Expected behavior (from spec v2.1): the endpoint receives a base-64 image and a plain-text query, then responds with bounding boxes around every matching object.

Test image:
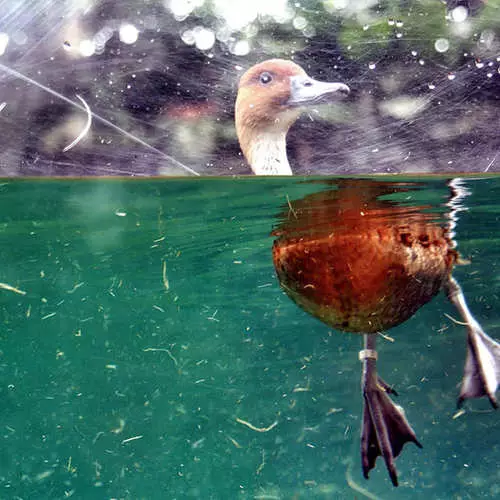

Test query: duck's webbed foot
[360,335,422,487]
[446,276,500,408]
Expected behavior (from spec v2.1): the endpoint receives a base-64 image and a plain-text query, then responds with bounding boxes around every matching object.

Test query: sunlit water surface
[0,176,499,499]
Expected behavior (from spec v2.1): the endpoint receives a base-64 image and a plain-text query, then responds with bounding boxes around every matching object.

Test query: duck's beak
[287,75,350,107]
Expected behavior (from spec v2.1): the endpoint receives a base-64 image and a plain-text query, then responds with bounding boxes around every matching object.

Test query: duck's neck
[243,130,293,175]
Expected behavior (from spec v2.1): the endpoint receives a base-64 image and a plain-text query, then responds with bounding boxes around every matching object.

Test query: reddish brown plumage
[272,181,458,333]
[235,60,306,173]
[236,59,307,130]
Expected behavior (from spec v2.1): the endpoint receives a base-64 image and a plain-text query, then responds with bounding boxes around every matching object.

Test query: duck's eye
[259,72,273,85]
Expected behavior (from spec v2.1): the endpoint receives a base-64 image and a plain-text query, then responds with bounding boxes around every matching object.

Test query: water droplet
[232,40,250,56]
[451,6,468,23]
[0,33,9,56]
[479,29,495,48]
[193,26,215,51]
[434,38,449,53]
[368,62,376,70]
[293,15,307,30]
[303,26,316,38]
[79,39,95,57]
[119,23,139,45]
[181,29,195,46]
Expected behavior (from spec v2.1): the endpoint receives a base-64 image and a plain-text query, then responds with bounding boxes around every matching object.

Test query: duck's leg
[445,276,500,408]
[360,333,422,487]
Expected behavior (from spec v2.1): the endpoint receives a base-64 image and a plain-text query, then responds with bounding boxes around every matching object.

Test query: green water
[0,176,499,499]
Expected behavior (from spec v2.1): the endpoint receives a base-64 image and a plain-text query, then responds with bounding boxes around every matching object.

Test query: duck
[271,179,500,486]
[235,59,350,175]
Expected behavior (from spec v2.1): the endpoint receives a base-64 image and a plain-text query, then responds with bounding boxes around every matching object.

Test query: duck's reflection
[271,179,499,486]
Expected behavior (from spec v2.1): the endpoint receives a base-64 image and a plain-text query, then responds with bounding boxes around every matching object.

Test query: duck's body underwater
[271,180,500,486]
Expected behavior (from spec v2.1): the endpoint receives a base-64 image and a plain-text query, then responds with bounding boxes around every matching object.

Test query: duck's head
[235,59,350,175]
